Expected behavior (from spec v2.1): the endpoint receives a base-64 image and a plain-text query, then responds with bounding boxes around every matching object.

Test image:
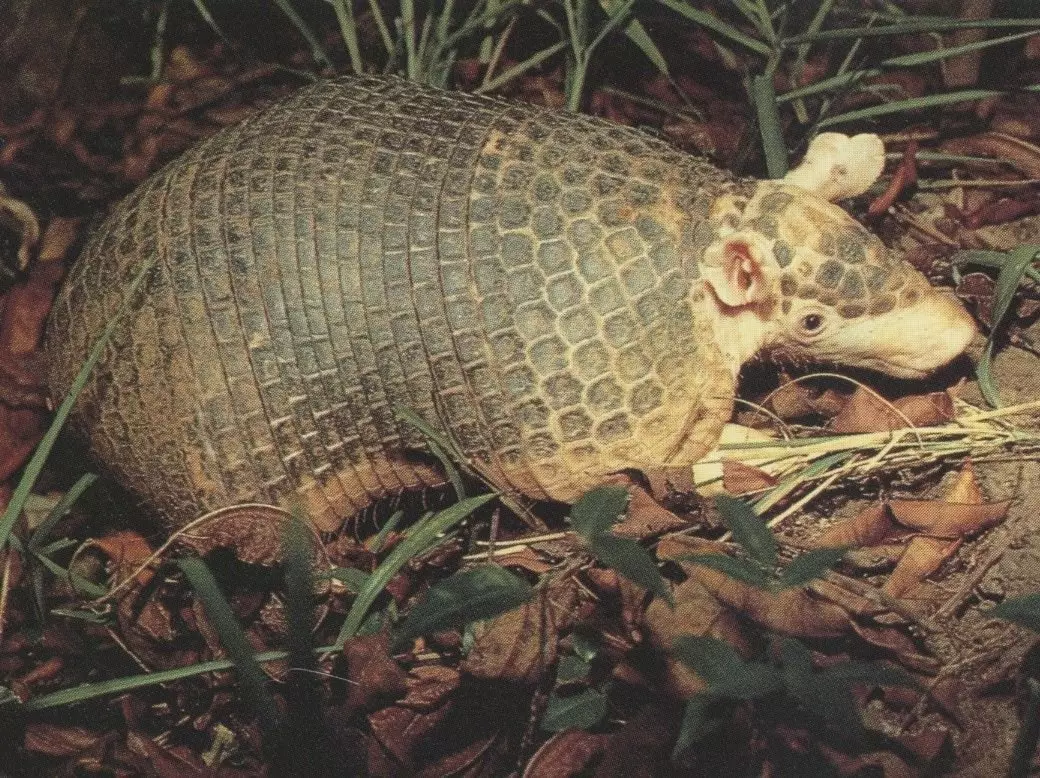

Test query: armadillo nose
[918,291,978,371]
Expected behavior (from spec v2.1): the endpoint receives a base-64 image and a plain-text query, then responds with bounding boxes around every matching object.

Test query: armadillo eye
[800,313,824,333]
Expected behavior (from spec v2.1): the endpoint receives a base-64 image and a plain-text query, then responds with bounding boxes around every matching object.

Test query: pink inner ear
[704,238,767,308]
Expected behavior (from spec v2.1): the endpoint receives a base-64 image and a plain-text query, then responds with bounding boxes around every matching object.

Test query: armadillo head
[696,182,976,379]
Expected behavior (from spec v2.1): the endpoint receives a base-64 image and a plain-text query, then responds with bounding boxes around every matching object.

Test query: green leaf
[178,557,280,732]
[817,88,1007,128]
[673,694,727,757]
[597,0,669,77]
[396,407,467,502]
[673,636,783,700]
[991,593,1040,633]
[588,533,672,605]
[653,0,773,56]
[556,654,592,683]
[784,17,1040,45]
[542,687,608,731]
[976,245,1040,407]
[335,493,498,649]
[392,565,533,649]
[777,547,849,589]
[328,567,371,593]
[819,660,919,690]
[714,495,777,568]
[569,486,630,539]
[679,553,771,589]
[752,74,787,179]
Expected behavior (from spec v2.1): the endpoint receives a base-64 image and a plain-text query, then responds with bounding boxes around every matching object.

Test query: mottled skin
[45,77,976,530]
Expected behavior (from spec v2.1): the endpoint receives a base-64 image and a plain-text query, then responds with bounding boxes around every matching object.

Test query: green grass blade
[334,493,498,649]
[330,0,365,74]
[783,17,1040,45]
[817,88,1006,128]
[752,74,787,178]
[27,472,97,551]
[597,0,669,76]
[883,28,1039,68]
[974,245,1040,407]
[395,407,466,501]
[188,0,226,40]
[272,0,333,69]
[475,41,569,94]
[652,0,773,56]
[12,644,337,712]
[178,557,280,732]
[0,255,160,555]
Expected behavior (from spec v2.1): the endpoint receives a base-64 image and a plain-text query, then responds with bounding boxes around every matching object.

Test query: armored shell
[46,76,740,529]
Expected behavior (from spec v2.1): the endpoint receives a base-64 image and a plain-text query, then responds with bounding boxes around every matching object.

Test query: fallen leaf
[642,576,749,698]
[884,536,961,598]
[463,578,579,685]
[944,460,984,504]
[829,387,955,434]
[722,459,778,495]
[815,503,897,548]
[23,723,106,757]
[887,499,1010,537]
[88,531,155,588]
[523,730,607,777]
[339,632,408,713]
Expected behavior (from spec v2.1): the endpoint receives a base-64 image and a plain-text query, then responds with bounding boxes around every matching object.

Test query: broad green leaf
[991,593,1040,633]
[336,493,498,649]
[556,654,592,683]
[179,557,280,732]
[588,533,672,605]
[679,553,771,590]
[569,486,630,539]
[1010,677,1040,778]
[542,687,608,731]
[673,636,754,690]
[819,660,919,690]
[714,495,777,568]
[392,565,533,648]
[673,637,784,701]
[778,547,849,589]
[673,694,727,757]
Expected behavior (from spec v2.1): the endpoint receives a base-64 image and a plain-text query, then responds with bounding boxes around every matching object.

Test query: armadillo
[45,76,976,531]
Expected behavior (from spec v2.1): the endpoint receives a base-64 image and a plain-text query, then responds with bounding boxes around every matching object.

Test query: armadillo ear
[701,237,770,308]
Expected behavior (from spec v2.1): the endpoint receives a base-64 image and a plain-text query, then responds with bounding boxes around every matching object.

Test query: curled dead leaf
[722,459,778,495]
[887,499,1010,537]
[0,186,39,271]
[883,536,960,598]
[815,503,897,549]
[338,632,409,714]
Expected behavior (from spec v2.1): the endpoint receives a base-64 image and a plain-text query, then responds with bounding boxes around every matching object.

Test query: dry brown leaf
[23,723,106,757]
[944,460,983,504]
[941,132,1040,178]
[462,578,578,685]
[89,531,155,588]
[884,536,960,598]
[829,387,954,434]
[612,485,688,538]
[642,576,749,698]
[887,499,1010,537]
[722,459,778,495]
[368,699,452,772]
[815,503,897,548]
[806,578,886,618]
[400,665,460,712]
[594,704,677,778]
[339,633,409,713]
[523,731,607,778]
